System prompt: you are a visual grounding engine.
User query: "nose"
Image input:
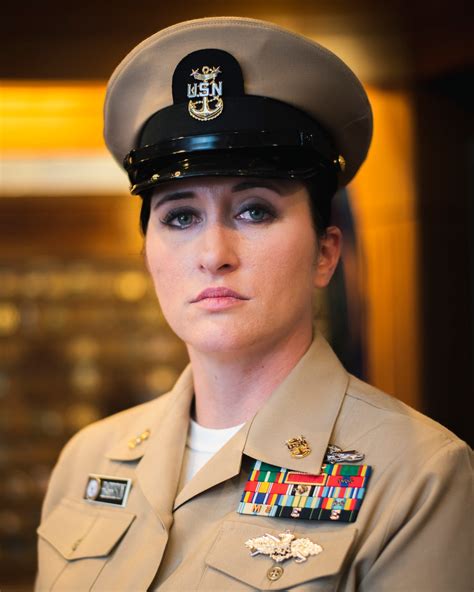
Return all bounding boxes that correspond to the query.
[197,222,240,275]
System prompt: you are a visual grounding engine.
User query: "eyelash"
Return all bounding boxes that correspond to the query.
[159,203,277,229]
[160,207,200,228]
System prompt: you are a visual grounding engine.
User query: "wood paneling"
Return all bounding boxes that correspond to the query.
[351,88,421,408]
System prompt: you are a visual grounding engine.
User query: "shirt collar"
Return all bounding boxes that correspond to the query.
[243,332,349,474]
[106,331,348,474]
[174,332,349,510]
[105,364,194,462]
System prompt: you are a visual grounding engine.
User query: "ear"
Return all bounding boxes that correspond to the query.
[313,226,343,288]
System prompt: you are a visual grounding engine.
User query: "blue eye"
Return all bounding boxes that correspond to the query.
[238,204,275,223]
[161,208,198,228]
[248,208,266,221]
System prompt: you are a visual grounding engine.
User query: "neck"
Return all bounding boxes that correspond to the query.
[187,326,314,428]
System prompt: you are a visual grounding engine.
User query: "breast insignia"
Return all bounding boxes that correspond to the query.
[237,459,372,522]
[325,444,365,464]
[245,530,322,564]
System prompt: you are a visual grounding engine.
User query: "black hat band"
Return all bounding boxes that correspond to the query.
[125,96,339,194]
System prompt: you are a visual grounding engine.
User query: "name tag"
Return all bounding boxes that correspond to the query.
[84,474,132,507]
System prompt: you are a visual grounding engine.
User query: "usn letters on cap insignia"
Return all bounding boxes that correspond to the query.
[237,460,372,523]
[84,474,132,507]
[172,49,245,124]
[187,66,224,121]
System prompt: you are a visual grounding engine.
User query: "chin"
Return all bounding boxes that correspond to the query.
[177,318,269,356]
[185,330,253,355]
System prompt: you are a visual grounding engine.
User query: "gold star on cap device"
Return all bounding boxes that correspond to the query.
[104,17,372,194]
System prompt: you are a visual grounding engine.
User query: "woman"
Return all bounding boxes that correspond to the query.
[36,17,472,591]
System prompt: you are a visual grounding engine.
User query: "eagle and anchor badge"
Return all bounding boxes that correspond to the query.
[187,65,224,121]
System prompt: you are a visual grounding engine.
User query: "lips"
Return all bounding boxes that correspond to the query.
[191,287,249,303]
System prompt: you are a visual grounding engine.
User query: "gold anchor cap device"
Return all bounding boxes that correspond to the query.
[103,17,372,196]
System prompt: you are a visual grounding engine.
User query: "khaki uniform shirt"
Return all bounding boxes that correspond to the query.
[36,334,473,591]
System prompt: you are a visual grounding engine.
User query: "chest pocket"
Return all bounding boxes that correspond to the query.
[36,497,136,591]
[202,520,357,591]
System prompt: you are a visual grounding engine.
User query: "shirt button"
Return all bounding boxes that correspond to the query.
[267,565,284,581]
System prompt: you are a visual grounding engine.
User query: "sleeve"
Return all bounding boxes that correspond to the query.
[359,439,473,592]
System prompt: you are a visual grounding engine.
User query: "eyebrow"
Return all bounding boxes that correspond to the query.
[151,190,195,210]
[151,180,283,210]
[231,181,283,194]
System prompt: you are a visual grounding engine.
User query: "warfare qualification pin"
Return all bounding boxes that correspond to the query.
[325,444,365,464]
[285,435,311,458]
[245,531,322,564]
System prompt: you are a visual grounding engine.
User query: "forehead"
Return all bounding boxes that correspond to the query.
[150,176,306,199]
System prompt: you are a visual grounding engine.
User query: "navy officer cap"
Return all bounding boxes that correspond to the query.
[104,17,373,195]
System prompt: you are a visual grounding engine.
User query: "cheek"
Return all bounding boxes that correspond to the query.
[145,233,162,279]
[145,233,185,303]
[255,223,317,293]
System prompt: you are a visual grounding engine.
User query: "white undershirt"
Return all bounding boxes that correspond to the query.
[179,418,245,489]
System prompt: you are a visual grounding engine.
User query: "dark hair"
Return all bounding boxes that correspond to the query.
[305,175,335,237]
[139,193,152,235]
[138,174,335,237]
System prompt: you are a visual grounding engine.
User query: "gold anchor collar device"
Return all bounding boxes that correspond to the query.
[285,435,312,459]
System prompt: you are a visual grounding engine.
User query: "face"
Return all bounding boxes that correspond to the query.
[145,176,341,357]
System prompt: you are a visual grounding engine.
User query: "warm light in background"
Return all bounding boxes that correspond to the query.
[1,82,127,195]
[1,81,106,151]
[351,89,420,407]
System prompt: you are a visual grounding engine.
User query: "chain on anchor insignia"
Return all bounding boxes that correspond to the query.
[187,66,224,121]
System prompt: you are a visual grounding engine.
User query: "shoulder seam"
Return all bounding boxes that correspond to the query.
[345,376,461,446]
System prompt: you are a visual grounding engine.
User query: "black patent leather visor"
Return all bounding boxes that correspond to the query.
[125,130,339,195]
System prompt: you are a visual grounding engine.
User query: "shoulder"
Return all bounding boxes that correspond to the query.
[337,376,472,543]
[336,374,471,471]
[59,390,174,461]
[347,373,463,442]
[40,391,175,520]
[44,394,170,490]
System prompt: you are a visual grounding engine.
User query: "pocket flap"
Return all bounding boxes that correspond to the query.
[206,520,357,590]
[37,497,136,560]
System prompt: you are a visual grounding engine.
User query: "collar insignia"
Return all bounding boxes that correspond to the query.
[285,435,312,458]
[128,428,151,450]
[237,459,372,523]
